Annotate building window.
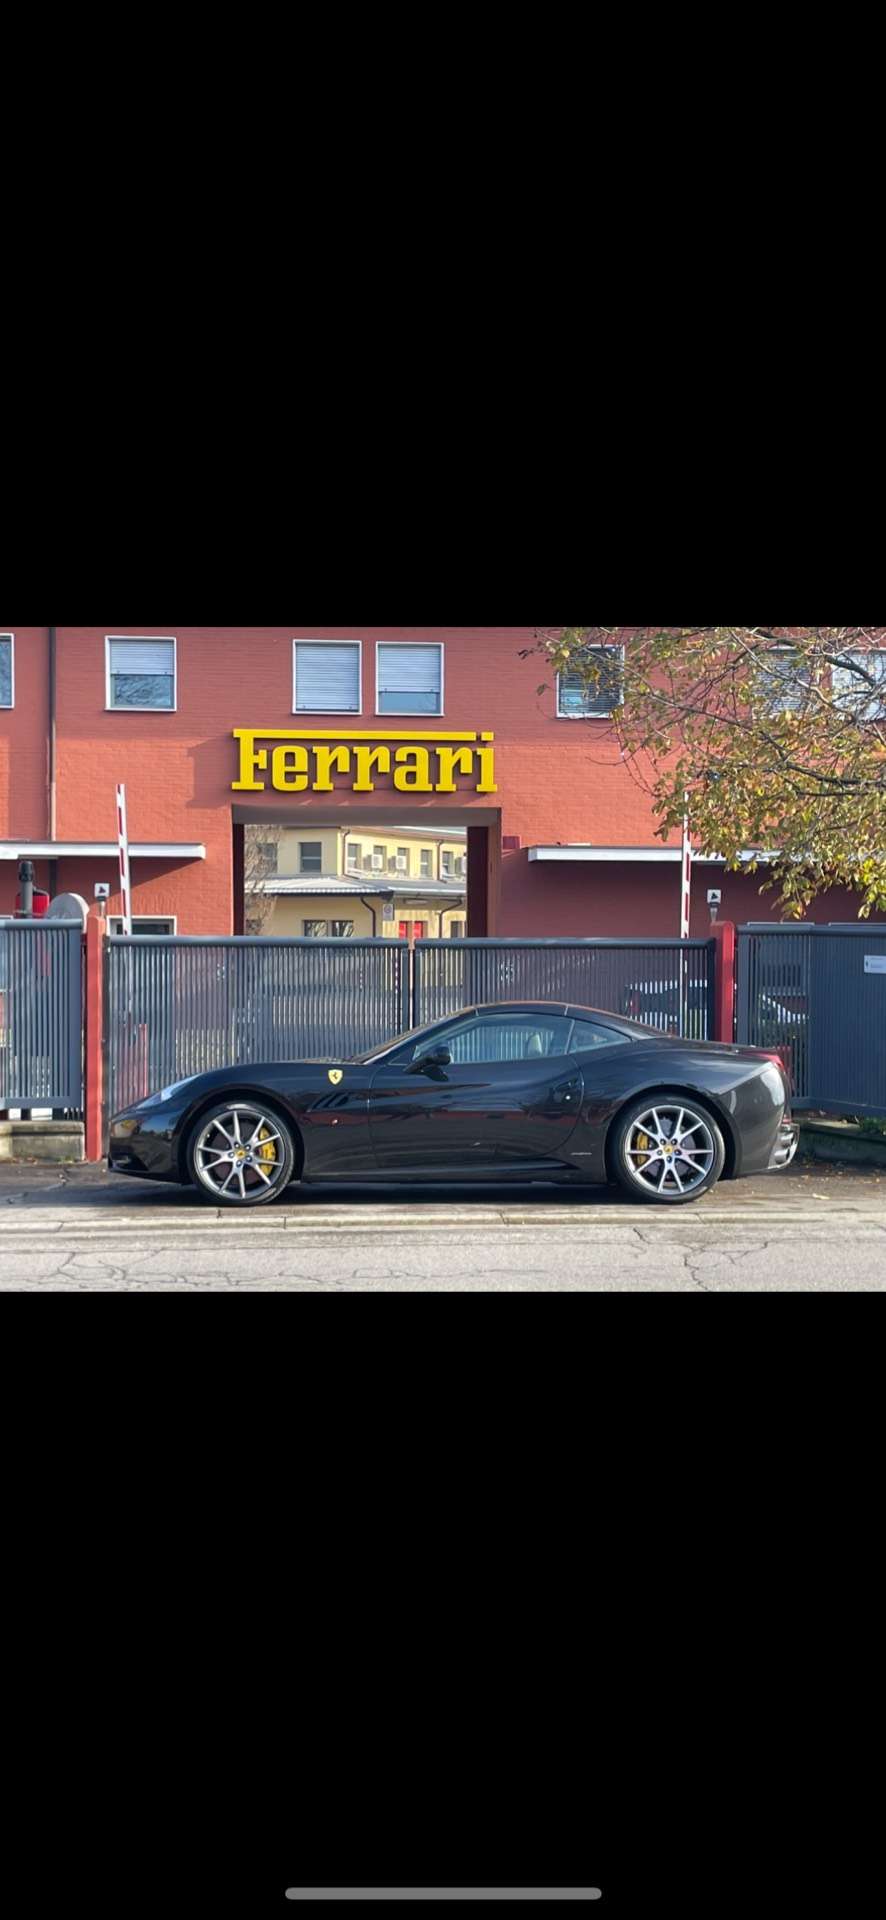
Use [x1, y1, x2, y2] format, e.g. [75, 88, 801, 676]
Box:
[448, 920, 466, 939]
[442, 849, 466, 878]
[756, 647, 811, 714]
[832, 649, 886, 720]
[107, 637, 176, 710]
[294, 640, 361, 714]
[377, 642, 443, 715]
[108, 917, 176, 936]
[304, 919, 355, 939]
[399, 921, 428, 940]
[396, 848, 410, 874]
[300, 842, 323, 875]
[245, 916, 264, 936]
[254, 842, 278, 874]
[0, 634, 13, 707]
[372, 846, 386, 871]
[420, 849, 433, 879]
[557, 645, 624, 719]
[346, 841, 363, 870]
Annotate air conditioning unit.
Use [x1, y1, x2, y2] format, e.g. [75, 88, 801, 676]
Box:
[395, 856, 408, 873]
[371, 855, 385, 872]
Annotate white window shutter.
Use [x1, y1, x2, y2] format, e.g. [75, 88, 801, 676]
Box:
[378, 645, 441, 697]
[109, 640, 174, 677]
[295, 644, 360, 712]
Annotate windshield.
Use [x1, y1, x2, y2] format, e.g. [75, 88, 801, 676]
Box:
[350, 1017, 458, 1065]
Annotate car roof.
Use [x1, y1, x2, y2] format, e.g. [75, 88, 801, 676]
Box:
[466, 1000, 643, 1034]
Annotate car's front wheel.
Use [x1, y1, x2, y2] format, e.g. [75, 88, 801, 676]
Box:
[611, 1093, 725, 1204]
[186, 1101, 296, 1206]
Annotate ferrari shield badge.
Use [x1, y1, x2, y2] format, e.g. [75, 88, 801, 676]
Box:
[328, 1069, 344, 1086]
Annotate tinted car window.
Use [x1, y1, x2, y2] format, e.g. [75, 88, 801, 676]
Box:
[412, 1015, 574, 1064]
[568, 1019, 631, 1052]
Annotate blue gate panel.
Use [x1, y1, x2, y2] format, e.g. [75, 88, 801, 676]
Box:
[0, 922, 83, 1111]
[737, 925, 886, 1118]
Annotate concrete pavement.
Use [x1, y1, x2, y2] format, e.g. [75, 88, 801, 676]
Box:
[2, 1158, 886, 1289]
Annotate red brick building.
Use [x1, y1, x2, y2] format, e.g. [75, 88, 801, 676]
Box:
[1, 625, 882, 936]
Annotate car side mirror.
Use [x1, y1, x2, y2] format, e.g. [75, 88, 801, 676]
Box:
[412, 1045, 453, 1072]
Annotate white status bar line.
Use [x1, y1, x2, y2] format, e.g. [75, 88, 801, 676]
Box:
[284, 1894, 603, 1904]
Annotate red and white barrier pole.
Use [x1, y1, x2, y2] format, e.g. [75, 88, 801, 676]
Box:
[680, 795, 692, 940]
[116, 783, 133, 936]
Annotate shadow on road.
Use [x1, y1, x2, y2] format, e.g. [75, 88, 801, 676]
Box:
[1, 1159, 867, 1213]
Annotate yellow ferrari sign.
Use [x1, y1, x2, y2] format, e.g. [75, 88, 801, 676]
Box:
[328, 1070, 344, 1086]
[233, 728, 497, 795]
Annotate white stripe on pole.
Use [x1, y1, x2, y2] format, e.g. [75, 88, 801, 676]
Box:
[681, 796, 692, 940]
[116, 783, 133, 936]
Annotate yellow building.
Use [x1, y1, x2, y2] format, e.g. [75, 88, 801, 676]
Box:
[246, 824, 467, 940]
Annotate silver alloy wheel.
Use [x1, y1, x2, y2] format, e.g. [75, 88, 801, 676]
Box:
[193, 1104, 288, 1203]
[622, 1103, 716, 1198]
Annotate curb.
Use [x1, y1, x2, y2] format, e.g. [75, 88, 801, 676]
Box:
[799, 1122, 886, 1170]
[0, 1121, 85, 1165]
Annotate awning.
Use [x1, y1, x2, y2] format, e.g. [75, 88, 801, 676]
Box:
[528, 845, 683, 864]
[527, 846, 771, 866]
[0, 842, 207, 861]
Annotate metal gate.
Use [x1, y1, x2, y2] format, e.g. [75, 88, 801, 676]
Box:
[106, 937, 411, 1115]
[737, 924, 886, 1117]
[414, 938, 716, 1038]
[105, 933, 716, 1115]
[0, 921, 83, 1112]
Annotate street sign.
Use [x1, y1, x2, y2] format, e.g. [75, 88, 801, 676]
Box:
[864, 955, 886, 974]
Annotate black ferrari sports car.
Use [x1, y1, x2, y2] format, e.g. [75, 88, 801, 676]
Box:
[108, 1000, 799, 1207]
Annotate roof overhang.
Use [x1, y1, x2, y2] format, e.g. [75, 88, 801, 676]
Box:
[251, 878, 467, 900]
[529, 845, 683, 864]
[0, 842, 206, 861]
[528, 846, 778, 866]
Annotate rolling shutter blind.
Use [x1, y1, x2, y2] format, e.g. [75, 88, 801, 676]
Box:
[295, 643, 360, 712]
[559, 647, 623, 716]
[108, 638, 175, 707]
[108, 640, 174, 678]
[378, 644, 442, 711]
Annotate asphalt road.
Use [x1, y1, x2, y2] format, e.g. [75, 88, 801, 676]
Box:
[1, 1158, 886, 1289]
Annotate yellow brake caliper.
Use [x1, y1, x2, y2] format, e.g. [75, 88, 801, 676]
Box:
[636, 1130, 653, 1166]
[257, 1126, 277, 1168]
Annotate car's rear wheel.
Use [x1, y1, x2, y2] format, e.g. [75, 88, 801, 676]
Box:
[612, 1093, 725, 1204]
[187, 1101, 295, 1206]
